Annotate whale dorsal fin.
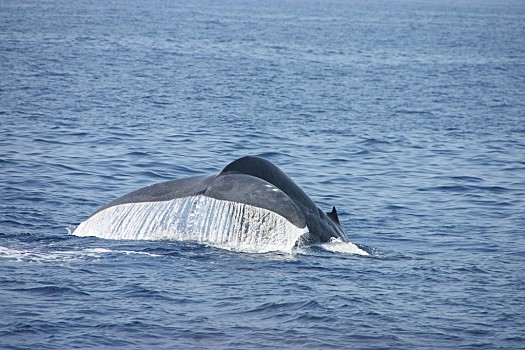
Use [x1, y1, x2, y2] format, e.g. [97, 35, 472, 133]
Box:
[327, 206, 340, 225]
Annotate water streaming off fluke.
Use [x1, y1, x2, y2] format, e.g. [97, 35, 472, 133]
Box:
[74, 195, 308, 253]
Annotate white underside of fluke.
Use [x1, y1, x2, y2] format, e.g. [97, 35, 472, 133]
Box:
[74, 195, 309, 254]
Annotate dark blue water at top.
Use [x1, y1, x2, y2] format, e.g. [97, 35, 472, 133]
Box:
[1, 0, 524, 348]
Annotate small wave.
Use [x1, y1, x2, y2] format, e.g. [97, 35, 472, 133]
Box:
[418, 185, 510, 194]
[357, 138, 391, 146]
[9, 285, 90, 297]
[1, 232, 70, 244]
[448, 176, 484, 182]
[118, 284, 171, 300]
[246, 300, 323, 314]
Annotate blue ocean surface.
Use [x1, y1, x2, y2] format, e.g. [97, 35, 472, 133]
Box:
[1, 0, 524, 348]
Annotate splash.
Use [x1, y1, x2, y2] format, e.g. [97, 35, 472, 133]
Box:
[318, 237, 369, 256]
[74, 195, 308, 254]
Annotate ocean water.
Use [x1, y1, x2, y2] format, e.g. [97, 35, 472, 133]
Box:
[1, 0, 525, 348]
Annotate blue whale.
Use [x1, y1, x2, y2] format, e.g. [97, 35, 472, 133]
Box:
[74, 156, 349, 252]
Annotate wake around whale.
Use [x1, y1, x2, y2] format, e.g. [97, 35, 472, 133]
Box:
[74, 156, 365, 254]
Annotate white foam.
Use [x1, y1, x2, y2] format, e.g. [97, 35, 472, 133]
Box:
[81, 248, 161, 257]
[82, 247, 113, 254]
[0, 246, 161, 263]
[0, 246, 34, 262]
[318, 237, 369, 256]
[0, 246, 83, 263]
[74, 195, 309, 254]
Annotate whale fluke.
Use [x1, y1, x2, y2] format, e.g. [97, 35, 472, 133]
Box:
[74, 156, 349, 253]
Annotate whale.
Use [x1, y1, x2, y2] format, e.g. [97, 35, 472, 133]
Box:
[74, 156, 349, 253]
